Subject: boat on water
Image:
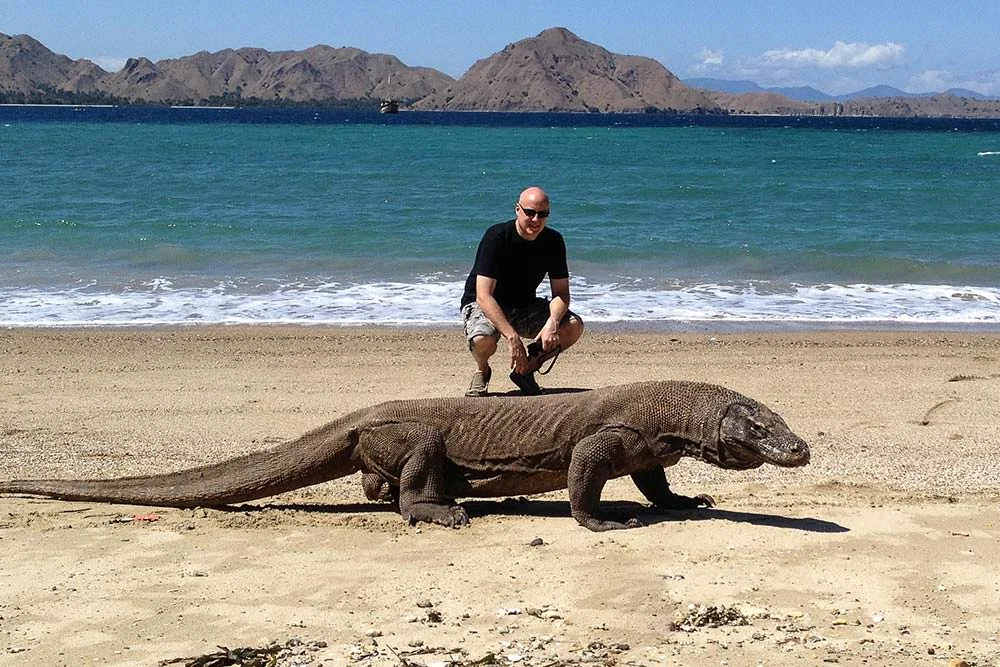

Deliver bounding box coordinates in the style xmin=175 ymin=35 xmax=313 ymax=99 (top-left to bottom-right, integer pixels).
xmin=379 ymin=71 xmax=400 ymax=114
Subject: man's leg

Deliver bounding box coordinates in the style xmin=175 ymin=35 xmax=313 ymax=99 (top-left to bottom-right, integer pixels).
xmin=551 ymin=311 xmax=585 ymax=356
xmin=469 ymin=334 xmax=497 ymax=373
xmin=523 ymin=311 xmax=585 ymax=374
xmin=462 ymin=303 xmax=500 ymax=396
xmin=507 ymin=302 xmax=585 ymax=394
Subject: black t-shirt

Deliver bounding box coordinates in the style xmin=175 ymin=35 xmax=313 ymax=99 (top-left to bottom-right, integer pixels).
xmin=461 ymin=220 xmax=569 ymax=309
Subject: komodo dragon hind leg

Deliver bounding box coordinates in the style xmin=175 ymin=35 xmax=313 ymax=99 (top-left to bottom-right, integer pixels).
xmin=359 ymin=424 xmax=468 ymax=529
xmin=362 ymin=472 xmax=398 ymax=505
xmin=630 ymin=467 xmax=715 ymax=511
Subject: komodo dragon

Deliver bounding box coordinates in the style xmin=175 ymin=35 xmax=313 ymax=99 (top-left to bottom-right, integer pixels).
xmin=0 ymin=381 xmax=810 ymax=531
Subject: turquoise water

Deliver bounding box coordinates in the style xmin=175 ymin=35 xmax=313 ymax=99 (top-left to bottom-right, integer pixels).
xmin=2 ymin=110 xmax=999 ymax=327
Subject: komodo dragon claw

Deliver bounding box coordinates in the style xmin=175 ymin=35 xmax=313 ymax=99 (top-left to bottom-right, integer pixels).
xmin=651 ymin=493 xmax=716 ymax=512
xmin=407 ymin=504 xmax=469 ymax=529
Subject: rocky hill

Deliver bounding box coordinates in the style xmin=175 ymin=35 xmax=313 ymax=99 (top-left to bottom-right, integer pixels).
xmin=97 ymin=46 xmax=453 ymax=105
xmin=3 ymin=29 xmax=999 ymax=117
xmin=0 ymin=32 xmax=453 ymax=106
xmin=412 ymin=27 xmax=720 ymax=113
xmin=811 ymin=95 xmax=1000 ymax=118
xmin=706 ymin=88 xmax=1000 ymax=118
xmin=0 ymin=33 xmax=106 ymax=94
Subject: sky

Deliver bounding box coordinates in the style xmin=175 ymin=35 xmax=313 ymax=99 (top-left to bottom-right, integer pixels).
xmin=4 ymin=0 xmax=999 ymax=97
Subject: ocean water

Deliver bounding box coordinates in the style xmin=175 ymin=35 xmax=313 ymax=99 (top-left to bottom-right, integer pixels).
xmin=2 ymin=106 xmax=999 ymax=329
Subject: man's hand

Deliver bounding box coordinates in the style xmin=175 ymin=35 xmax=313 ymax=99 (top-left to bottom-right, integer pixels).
xmin=539 ymin=319 xmax=561 ymax=353
xmin=507 ymin=334 xmax=531 ymax=374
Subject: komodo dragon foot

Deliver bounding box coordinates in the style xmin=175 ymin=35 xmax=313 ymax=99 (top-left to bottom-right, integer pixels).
xmin=630 ymin=467 xmax=715 ymax=512
xmin=573 ymin=493 xmax=714 ymax=531
xmin=572 ymin=512 xmax=646 ymax=531
xmin=652 ymin=492 xmax=716 ymax=510
xmin=363 ymin=473 xmax=468 ymax=528
xmin=362 ymin=472 xmax=398 ymax=504
xmin=404 ymin=502 xmax=470 ymax=529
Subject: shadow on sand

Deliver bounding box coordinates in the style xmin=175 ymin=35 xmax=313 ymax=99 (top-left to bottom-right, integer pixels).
xmin=232 ymin=497 xmax=848 ymax=534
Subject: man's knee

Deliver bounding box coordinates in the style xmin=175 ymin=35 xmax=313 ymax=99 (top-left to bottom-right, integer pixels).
xmin=560 ymin=313 xmax=584 ymax=348
xmin=469 ymin=333 xmax=498 ymax=356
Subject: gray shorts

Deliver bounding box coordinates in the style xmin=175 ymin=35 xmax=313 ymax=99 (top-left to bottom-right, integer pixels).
xmin=461 ymin=298 xmax=577 ymax=348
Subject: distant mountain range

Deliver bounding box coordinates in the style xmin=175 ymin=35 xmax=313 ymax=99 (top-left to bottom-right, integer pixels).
xmin=0 ymin=32 xmax=452 ymax=107
xmin=683 ymin=77 xmax=996 ymax=102
xmin=3 ymin=29 xmax=999 ymax=117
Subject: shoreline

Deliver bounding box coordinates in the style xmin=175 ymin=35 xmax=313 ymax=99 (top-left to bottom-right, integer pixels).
xmin=6 ymin=321 xmax=1000 ymax=349
xmin=5 ymin=103 xmax=1000 ymax=122
xmin=6 ymin=319 xmax=1000 ymax=334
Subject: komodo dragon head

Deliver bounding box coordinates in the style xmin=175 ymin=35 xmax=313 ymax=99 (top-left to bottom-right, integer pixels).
xmin=701 ymin=400 xmax=811 ymax=470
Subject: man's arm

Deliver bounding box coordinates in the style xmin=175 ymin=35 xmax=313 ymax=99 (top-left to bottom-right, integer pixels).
xmin=475 ymin=275 xmax=531 ymax=373
xmin=539 ymin=277 xmax=570 ymax=352
xmin=540 ymin=229 xmax=571 ymax=353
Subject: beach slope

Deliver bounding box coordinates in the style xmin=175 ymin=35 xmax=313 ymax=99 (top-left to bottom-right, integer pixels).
xmin=1 ymin=327 xmax=998 ymax=666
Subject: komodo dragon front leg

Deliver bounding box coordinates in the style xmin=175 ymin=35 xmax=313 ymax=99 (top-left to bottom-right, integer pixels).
xmin=630 ymin=466 xmax=715 ymax=511
xmin=358 ymin=423 xmax=468 ymax=528
xmin=568 ymin=428 xmax=711 ymax=531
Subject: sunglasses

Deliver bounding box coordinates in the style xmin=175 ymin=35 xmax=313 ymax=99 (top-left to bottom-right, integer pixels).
xmin=517 ymin=203 xmax=550 ymax=219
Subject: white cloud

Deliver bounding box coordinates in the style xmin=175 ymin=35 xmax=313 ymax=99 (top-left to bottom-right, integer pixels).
xmin=684 ymin=40 xmax=921 ymax=96
xmin=761 ymin=41 xmax=904 ymax=70
xmin=687 ymin=49 xmax=725 ymax=75
xmin=909 ymin=68 xmax=1000 ymax=97
xmin=697 ymin=48 xmax=724 ymax=67
xmin=910 ymin=69 xmax=957 ymax=92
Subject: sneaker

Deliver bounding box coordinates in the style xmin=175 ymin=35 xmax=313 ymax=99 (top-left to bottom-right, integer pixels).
xmin=465 ymin=367 xmax=492 ymax=397
xmin=509 ymin=370 xmax=542 ymax=396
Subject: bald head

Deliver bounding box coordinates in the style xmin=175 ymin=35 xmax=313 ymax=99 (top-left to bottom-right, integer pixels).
xmin=519 ymin=186 xmax=549 ymax=207
xmin=514 ymin=186 xmax=551 ymax=240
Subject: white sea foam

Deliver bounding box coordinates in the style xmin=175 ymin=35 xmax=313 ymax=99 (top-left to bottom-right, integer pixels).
xmin=1 ymin=279 xmax=998 ymax=328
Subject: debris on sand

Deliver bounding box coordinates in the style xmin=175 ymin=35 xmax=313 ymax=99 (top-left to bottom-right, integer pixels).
xmin=159 ymin=638 xmax=327 ymax=667
xmin=670 ymin=603 xmax=750 ymax=632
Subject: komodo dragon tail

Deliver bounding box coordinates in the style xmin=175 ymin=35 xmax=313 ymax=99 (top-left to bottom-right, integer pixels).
xmin=0 ymin=415 xmax=362 ymax=508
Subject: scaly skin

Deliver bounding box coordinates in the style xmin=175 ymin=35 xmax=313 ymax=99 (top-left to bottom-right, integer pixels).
xmin=0 ymin=381 xmax=810 ymax=531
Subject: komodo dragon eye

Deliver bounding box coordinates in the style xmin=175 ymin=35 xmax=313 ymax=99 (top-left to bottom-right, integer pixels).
xmin=748 ymin=421 xmax=768 ymax=439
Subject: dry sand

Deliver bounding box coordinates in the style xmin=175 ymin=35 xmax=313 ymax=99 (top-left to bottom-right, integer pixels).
xmin=1 ymin=326 xmax=998 ymax=666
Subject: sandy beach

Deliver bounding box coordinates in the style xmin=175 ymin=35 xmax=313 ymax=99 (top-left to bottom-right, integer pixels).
xmin=1 ymin=326 xmax=998 ymax=666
